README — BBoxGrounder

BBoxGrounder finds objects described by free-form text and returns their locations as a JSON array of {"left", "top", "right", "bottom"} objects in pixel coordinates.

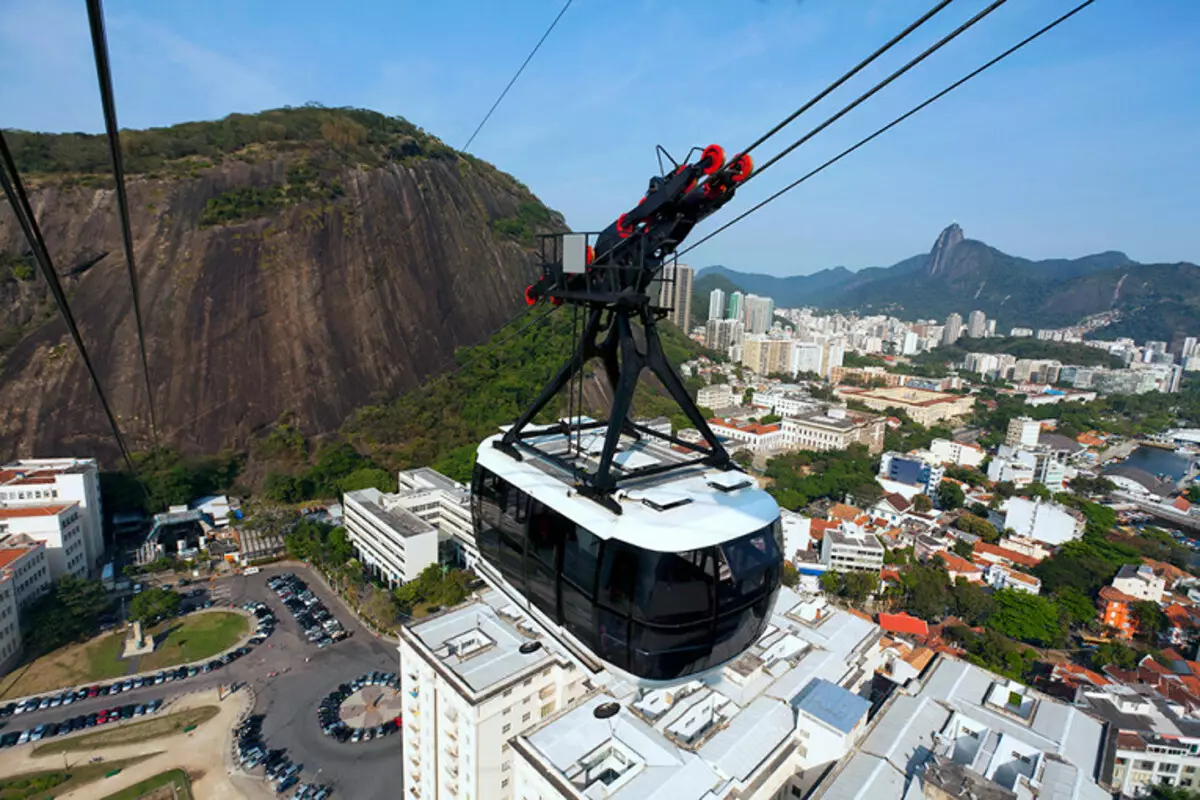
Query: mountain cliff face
[
  {"left": 0, "top": 108, "right": 562, "bottom": 460},
  {"left": 700, "top": 225, "right": 1194, "bottom": 336}
]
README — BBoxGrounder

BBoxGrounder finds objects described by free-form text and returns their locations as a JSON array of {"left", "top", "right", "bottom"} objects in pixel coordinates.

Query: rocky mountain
[
  {"left": 0, "top": 108, "right": 562, "bottom": 460},
  {"left": 700, "top": 224, "right": 1197, "bottom": 338}
]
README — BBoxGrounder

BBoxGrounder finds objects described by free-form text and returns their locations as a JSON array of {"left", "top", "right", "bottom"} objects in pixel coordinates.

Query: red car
[{"left": 86, "top": 686, "right": 100, "bottom": 698}]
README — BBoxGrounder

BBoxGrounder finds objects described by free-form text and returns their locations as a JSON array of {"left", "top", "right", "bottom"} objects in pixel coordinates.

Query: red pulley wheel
[
  {"left": 701, "top": 144, "right": 725, "bottom": 175},
  {"left": 586, "top": 245, "right": 595, "bottom": 265},
  {"left": 730, "top": 154, "right": 754, "bottom": 183},
  {"left": 524, "top": 285, "right": 537, "bottom": 306}
]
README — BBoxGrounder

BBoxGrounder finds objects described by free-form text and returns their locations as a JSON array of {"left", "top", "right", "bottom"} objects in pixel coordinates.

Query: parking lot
[{"left": 0, "top": 563, "right": 402, "bottom": 799}]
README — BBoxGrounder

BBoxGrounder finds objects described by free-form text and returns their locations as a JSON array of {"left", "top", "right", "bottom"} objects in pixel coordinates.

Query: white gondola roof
[{"left": 476, "top": 429, "right": 779, "bottom": 552}]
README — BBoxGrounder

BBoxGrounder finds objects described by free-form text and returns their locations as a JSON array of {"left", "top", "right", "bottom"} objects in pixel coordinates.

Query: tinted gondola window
[
  {"left": 472, "top": 466, "right": 504, "bottom": 559},
  {"left": 561, "top": 526, "right": 600, "bottom": 593},
  {"left": 597, "top": 541, "right": 638, "bottom": 615},
  {"left": 715, "top": 527, "right": 782, "bottom": 607},
  {"left": 632, "top": 549, "right": 714, "bottom": 626}
]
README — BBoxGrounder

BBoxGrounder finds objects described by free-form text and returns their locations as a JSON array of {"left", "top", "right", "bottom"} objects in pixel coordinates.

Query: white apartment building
[
  {"left": 928, "top": 437, "right": 985, "bottom": 468},
  {"left": 343, "top": 488, "right": 439, "bottom": 586},
  {"left": 983, "top": 563, "right": 1042, "bottom": 595},
  {"left": 696, "top": 383, "right": 733, "bottom": 410},
  {"left": 1005, "top": 416, "right": 1043, "bottom": 449},
  {"left": 0, "top": 534, "right": 51, "bottom": 673},
  {"left": 744, "top": 294, "right": 775, "bottom": 334},
  {"left": 1111, "top": 564, "right": 1167, "bottom": 603},
  {"left": 0, "top": 458, "right": 103, "bottom": 573},
  {"left": 398, "top": 588, "right": 591, "bottom": 800},
  {"left": 0, "top": 504, "right": 87, "bottom": 578},
  {"left": 821, "top": 528, "right": 884, "bottom": 572},
  {"left": 512, "top": 588, "right": 884, "bottom": 800},
  {"left": 792, "top": 341, "right": 823, "bottom": 376},
  {"left": 1078, "top": 682, "right": 1200, "bottom": 797},
  {"left": 708, "top": 288, "right": 725, "bottom": 320},
  {"left": 991, "top": 497, "right": 1084, "bottom": 546},
  {"left": 817, "top": 660, "right": 1110, "bottom": 800},
  {"left": 781, "top": 407, "right": 886, "bottom": 454},
  {"left": 755, "top": 388, "right": 818, "bottom": 418},
  {"left": 704, "top": 318, "right": 744, "bottom": 354}
]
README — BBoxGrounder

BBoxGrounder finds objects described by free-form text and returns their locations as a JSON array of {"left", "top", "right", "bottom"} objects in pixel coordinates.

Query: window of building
[
  {"left": 522, "top": 712, "right": 531, "bottom": 723},
  {"left": 502, "top": 779, "right": 509, "bottom": 789},
  {"left": 502, "top": 723, "right": 511, "bottom": 734}
]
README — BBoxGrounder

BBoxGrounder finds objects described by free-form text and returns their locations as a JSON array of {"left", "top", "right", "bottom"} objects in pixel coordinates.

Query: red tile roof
[
  {"left": 1174, "top": 496, "right": 1193, "bottom": 512},
  {"left": 810, "top": 519, "right": 837, "bottom": 541},
  {"left": 1100, "top": 585, "right": 1141, "bottom": 605},
  {"left": 973, "top": 542, "right": 1041, "bottom": 569},
  {"left": 877, "top": 612, "right": 930, "bottom": 637},
  {"left": 0, "top": 503, "right": 76, "bottom": 519},
  {"left": 828, "top": 503, "right": 863, "bottom": 523},
  {"left": 939, "top": 553, "right": 982, "bottom": 576},
  {"left": 0, "top": 545, "right": 37, "bottom": 569},
  {"left": 879, "top": 493, "right": 911, "bottom": 513}
]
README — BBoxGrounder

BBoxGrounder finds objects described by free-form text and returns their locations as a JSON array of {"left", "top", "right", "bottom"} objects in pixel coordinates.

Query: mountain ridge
[{"left": 698, "top": 225, "right": 1194, "bottom": 338}]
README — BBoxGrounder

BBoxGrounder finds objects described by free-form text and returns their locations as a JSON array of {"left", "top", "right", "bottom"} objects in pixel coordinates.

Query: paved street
[{"left": 3, "top": 563, "right": 402, "bottom": 798}]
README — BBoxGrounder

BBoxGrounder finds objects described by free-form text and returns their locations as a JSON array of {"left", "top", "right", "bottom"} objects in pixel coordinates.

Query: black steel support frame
[{"left": 495, "top": 292, "right": 732, "bottom": 499}]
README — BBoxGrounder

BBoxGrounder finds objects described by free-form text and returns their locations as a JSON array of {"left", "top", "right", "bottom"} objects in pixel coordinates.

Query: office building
[
  {"left": 658, "top": 263, "right": 694, "bottom": 330},
  {"left": 0, "top": 458, "right": 104, "bottom": 574},
  {"left": 395, "top": 468, "right": 474, "bottom": 564},
  {"left": 744, "top": 294, "right": 775, "bottom": 334},
  {"left": 0, "top": 535, "right": 52, "bottom": 673},
  {"left": 821, "top": 527, "right": 885, "bottom": 572},
  {"left": 782, "top": 408, "right": 887, "bottom": 454},
  {"left": 708, "top": 418, "right": 784, "bottom": 454},
  {"left": 512, "top": 588, "right": 885, "bottom": 800},
  {"left": 398, "top": 588, "right": 592, "bottom": 800},
  {"left": 967, "top": 310, "right": 987, "bottom": 339},
  {"left": 708, "top": 288, "right": 725, "bottom": 320},
  {"left": 343, "top": 487, "right": 439, "bottom": 586},
  {"left": 727, "top": 291, "right": 744, "bottom": 323},
  {"left": 942, "top": 313, "right": 963, "bottom": 346}
]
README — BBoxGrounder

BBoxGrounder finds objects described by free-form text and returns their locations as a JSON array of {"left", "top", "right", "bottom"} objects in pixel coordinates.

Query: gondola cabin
[{"left": 471, "top": 427, "right": 782, "bottom": 684}]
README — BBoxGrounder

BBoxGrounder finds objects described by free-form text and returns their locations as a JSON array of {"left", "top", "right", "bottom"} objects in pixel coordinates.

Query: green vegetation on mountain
[
  {"left": 342, "top": 310, "right": 712, "bottom": 483},
  {"left": 6, "top": 105, "right": 459, "bottom": 177}
]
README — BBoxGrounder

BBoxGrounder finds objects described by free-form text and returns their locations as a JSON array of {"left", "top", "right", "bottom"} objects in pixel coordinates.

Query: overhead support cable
[
  {"left": 86, "top": 0, "right": 159, "bottom": 445},
  {"left": 0, "top": 131, "right": 139, "bottom": 476},
  {"left": 740, "top": 0, "right": 1009, "bottom": 188},
  {"left": 733, "top": 0, "right": 957, "bottom": 161},
  {"left": 462, "top": 0, "right": 574, "bottom": 152},
  {"left": 678, "top": 0, "right": 1098, "bottom": 258}
]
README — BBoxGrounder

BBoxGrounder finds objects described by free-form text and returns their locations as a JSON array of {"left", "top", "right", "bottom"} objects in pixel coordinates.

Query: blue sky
[{"left": 1, "top": 0, "right": 1196, "bottom": 275}]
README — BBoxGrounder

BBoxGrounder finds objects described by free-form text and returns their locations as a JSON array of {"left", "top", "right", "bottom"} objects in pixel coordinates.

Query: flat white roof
[
  {"left": 476, "top": 431, "right": 779, "bottom": 552},
  {"left": 516, "top": 587, "right": 883, "bottom": 798}
]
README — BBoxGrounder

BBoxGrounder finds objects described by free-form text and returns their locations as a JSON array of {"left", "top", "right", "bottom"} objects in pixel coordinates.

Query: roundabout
[{"left": 318, "top": 672, "right": 402, "bottom": 743}]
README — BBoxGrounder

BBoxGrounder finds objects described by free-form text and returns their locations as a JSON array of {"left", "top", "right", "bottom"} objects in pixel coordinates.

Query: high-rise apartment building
[
  {"left": 744, "top": 294, "right": 775, "bottom": 334},
  {"left": 704, "top": 318, "right": 743, "bottom": 353},
  {"left": 727, "top": 291, "right": 744, "bottom": 323},
  {"left": 658, "top": 263, "right": 693, "bottom": 330},
  {"left": 942, "top": 313, "right": 963, "bottom": 346},
  {"left": 707, "top": 288, "right": 725, "bottom": 320},
  {"left": 398, "top": 588, "right": 591, "bottom": 800},
  {"left": 967, "top": 309, "right": 987, "bottom": 338},
  {"left": 741, "top": 336, "right": 792, "bottom": 376}
]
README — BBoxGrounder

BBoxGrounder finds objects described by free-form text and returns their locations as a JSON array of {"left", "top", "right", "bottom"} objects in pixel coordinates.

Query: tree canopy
[{"left": 129, "top": 587, "right": 182, "bottom": 625}]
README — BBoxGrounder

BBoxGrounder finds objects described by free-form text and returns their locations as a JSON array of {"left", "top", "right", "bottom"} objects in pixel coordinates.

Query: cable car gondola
[{"left": 469, "top": 143, "right": 782, "bottom": 684}]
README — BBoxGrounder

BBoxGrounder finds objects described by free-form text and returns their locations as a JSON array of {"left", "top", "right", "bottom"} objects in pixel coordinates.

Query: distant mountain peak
[{"left": 928, "top": 223, "right": 964, "bottom": 277}]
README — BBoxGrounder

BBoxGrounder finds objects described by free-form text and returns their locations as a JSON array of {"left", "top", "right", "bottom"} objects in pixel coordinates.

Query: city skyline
[{"left": 0, "top": 0, "right": 1195, "bottom": 273}]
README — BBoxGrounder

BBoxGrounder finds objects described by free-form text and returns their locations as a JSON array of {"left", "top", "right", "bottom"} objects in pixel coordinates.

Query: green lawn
[
  {"left": 0, "top": 611, "right": 248, "bottom": 700},
  {"left": 32, "top": 707, "right": 220, "bottom": 755},
  {"left": 139, "top": 612, "right": 248, "bottom": 671},
  {"left": 100, "top": 769, "right": 193, "bottom": 800},
  {"left": 0, "top": 754, "right": 156, "bottom": 800}
]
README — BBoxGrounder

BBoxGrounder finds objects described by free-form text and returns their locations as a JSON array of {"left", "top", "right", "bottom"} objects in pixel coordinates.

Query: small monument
[{"left": 122, "top": 620, "right": 155, "bottom": 658}]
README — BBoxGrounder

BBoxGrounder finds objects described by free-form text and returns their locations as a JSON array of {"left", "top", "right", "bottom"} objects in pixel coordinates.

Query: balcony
[
  {"left": 446, "top": 728, "right": 458, "bottom": 742},
  {"left": 445, "top": 745, "right": 459, "bottom": 759},
  {"left": 446, "top": 764, "right": 459, "bottom": 779},
  {"left": 539, "top": 686, "right": 555, "bottom": 700}
]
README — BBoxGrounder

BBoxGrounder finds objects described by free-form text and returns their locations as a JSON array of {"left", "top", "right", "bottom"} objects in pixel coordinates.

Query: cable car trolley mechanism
[{"left": 471, "top": 143, "right": 784, "bottom": 684}]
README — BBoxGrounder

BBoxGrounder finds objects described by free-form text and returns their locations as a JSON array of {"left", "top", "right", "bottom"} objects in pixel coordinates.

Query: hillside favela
[{"left": 0, "top": 2, "right": 1197, "bottom": 799}]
